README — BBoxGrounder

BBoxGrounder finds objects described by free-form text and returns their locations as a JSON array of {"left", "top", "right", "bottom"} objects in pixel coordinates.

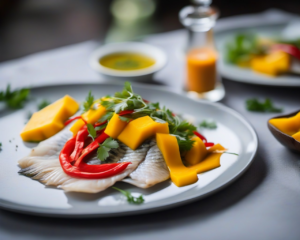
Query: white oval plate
[
  {"left": 0, "top": 83, "right": 257, "bottom": 218},
  {"left": 215, "top": 23, "right": 300, "bottom": 86}
]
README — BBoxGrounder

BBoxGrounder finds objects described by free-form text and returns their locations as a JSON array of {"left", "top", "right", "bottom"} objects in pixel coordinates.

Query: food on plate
[
  {"left": 20, "top": 95, "right": 79, "bottom": 141},
  {"left": 225, "top": 33, "right": 300, "bottom": 76},
  {"left": 18, "top": 82, "right": 234, "bottom": 197},
  {"left": 269, "top": 112, "right": 300, "bottom": 141},
  {"left": 99, "top": 52, "right": 155, "bottom": 71}
]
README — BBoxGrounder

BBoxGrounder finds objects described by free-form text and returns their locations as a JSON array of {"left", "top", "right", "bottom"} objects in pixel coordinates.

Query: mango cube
[
  {"left": 185, "top": 137, "right": 208, "bottom": 166},
  {"left": 70, "top": 105, "right": 106, "bottom": 135},
  {"left": 156, "top": 133, "right": 198, "bottom": 187},
  {"left": 269, "top": 112, "right": 300, "bottom": 137},
  {"left": 251, "top": 51, "right": 290, "bottom": 76},
  {"left": 118, "top": 116, "right": 155, "bottom": 150},
  {"left": 20, "top": 95, "right": 79, "bottom": 141},
  {"left": 105, "top": 113, "right": 128, "bottom": 139}
]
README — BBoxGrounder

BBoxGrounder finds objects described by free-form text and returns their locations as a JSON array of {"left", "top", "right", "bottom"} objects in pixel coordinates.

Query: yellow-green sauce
[{"left": 99, "top": 53, "right": 155, "bottom": 71}]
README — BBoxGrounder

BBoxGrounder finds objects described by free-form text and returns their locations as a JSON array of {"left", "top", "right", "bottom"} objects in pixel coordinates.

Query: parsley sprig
[
  {"left": 100, "top": 82, "right": 147, "bottom": 114},
  {"left": 83, "top": 91, "right": 95, "bottom": 112},
  {"left": 112, "top": 187, "right": 144, "bottom": 204},
  {"left": 97, "top": 138, "right": 119, "bottom": 161},
  {"left": 199, "top": 120, "right": 217, "bottom": 129},
  {"left": 246, "top": 98, "right": 282, "bottom": 113},
  {"left": 0, "top": 85, "right": 30, "bottom": 109},
  {"left": 100, "top": 82, "right": 196, "bottom": 152},
  {"left": 87, "top": 123, "right": 97, "bottom": 141}
]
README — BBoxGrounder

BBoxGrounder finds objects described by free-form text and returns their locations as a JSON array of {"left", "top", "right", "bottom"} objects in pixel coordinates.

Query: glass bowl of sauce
[{"left": 90, "top": 42, "right": 167, "bottom": 81}]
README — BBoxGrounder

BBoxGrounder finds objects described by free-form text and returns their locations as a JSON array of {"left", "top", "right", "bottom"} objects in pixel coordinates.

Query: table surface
[{"left": 1, "top": 10, "right": 300, "bottom": 240}]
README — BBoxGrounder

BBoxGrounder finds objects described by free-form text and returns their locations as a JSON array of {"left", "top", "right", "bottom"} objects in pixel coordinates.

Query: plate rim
[{"left": 0, "top": 82, "right": 258, "bottom": 218}]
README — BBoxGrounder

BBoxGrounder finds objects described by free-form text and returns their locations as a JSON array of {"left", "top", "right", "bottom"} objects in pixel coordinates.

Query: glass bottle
[{"left": 180, "top": 0, "right": 223, "bottom": 100}]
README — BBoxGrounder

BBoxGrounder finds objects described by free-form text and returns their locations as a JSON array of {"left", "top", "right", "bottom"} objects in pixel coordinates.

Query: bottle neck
[{"left": 187, "top": 28, "right": 215, "bottom": 52}]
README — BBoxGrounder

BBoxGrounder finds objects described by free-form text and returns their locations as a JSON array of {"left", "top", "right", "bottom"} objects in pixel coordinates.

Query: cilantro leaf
[
  {"left": 87, "top": 123, "right": 97, "bottom": 141},
  {"left": 199, "top": 120, "right": 217, "bottom": 129},
  {"left": 119, "top": 116, "right": 130, "bottom": 122},
  {"left": 99, "top": 111, "right": 114, "bottom": 122},
  {"left": 97, "top": 145, "right": 110, "bottom": 161},
  {"left": 95, "top": 123, "right": 107, "bottom": 131},
  {"left": 102, "top": 138, "right": 119, "bottom": 149},
  {"left": 97, "top": 137, "right": 119, "bottom": 161},
  {"left": 83, "top": 91, "right": 94, "bottom": 112},
  {"left": 246, "top": 98, "right": 282, "bottom": 113},
  {"left": 0, "top": 85, "right": 30, "bottom": 109},
  {"left": 38, "top": 100, "right": 50, "bottom": 110},
  {"left": 176, "top": 138, "right": 195, "bottom": 152},
  {"left": 112, "top": 187, "right": 144, "bottom": 204}
]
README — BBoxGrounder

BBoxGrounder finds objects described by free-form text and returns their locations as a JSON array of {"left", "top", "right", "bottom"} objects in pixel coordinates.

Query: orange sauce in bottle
[{"left": 186, "top": 48, "right": 217, "bottom": 93}]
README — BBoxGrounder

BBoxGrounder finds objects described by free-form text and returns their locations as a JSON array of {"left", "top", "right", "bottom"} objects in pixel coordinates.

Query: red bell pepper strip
[
  {"left": 70, "top": 121, "right": 108, "bottom": 161},
  {"left": 59, "top": 138, "right": 131, "bottom": 179},
  {"left": 193, "top": 131, "right": 207, "bottom": 143},
  {"left": 272, "top": 44, "right": 300, "bottom": 61},
  {"left": 64, "top": 116, "right": 87, "bottom": 126},
  {"left": 205, "top": 142, "right": 215, "bottom": 147},
  {"left": 74, "top": 132, "right": 110, "bottom": 167},
  {"left": 119, "top": 110, "right": 134, "bottom": 116},
  {"left": 78, "top": 162, "right": 122, "bottom": 173},
  {"left": 143, "top": 99, "right": 149, "bottom": 103},
  {"left": 70, "top": 125, "right": 89, "bottom": 161}
]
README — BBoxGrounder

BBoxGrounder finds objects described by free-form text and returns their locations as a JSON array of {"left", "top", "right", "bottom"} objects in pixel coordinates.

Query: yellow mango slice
[
  {"left": 156, "top": 133, "right": 198, "bottom": 187},
  {"left": 269, "top": 112, "right": 300, "bottom": 137},
  {"left": 70, "top": 105, "right": 106, "bottom": 135},
  {"left": 152, "top": 121, "right": 169, "bottom": 134},
  {"left": 251, "top": 51, "right": 290, "bottom": 76},
  {"left": 189, "top": 144, "right": 226, "bottom": 173},
  {"left": 105, "top": 113, "right": 128, "bottom": 139},
  {"left": 21, "top": 95, "right": 79, "bottom": 141},
  {"left": 118, "top": 117, "right": 169, "bottom": 150},
  {"left": 292, "top": 131, "right": 300, "bottom": 142},
  {"left": 185, "top": 137, "right": 208, "bottom": 166},
  {"left": 117, "top": 116, "right": 154, "bottom": 150}
]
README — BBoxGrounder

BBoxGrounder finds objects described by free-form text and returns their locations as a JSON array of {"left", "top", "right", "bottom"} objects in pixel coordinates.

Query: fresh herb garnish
[
  {"left": 0, "top": 142, "right": 2, "bottom": 151},
  {"left": 246, "top": 98, "right": 282, "bottom": 113},
  {"left": 87, "top": 123, "right": 97, "bottom": 141},
  {"left": 100, "top": 82, "right": 147, "bottom": 114},
  {"left": 112, "top": 186, "right": 144, "bottom": 204},
  {"left": 100, "top": 82, "right": 196, "bottom": 152},
  {"left": 97, "top": 138, "right": 119, "bottom": 161},
  {"left": 0, "top": 85, "right": 30, "bottom": 109},
  {"left": 83, "top": 91, "right": 95, "bottom": 112},
  {"left": 225, "top": 33, "right": 265, "bottom": 65},
  {"left": 199, "top": 120, "right": 217, "bottom": 129},
  {"left": 38, "top": 100, "right": 50, "bottom": 110}
]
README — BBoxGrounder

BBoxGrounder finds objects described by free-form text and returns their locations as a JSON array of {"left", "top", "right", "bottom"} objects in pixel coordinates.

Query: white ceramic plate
[
  {"left": 0, "top": 83, "right": 257, "bottom": 218},
  {"left": 215, "top": 23, "right": 300, "bottom": 86}
]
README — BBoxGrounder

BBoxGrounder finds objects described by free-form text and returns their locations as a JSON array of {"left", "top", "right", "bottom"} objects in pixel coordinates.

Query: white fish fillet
[
  {"left": 123, "top": 140, "right": 170, "bottom": 188},
  {"left": 18, "top": 128, "right": 152, "bottom": 193}
]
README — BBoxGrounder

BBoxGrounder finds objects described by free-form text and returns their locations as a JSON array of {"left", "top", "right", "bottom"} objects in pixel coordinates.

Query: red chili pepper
[
  {"left": 70, "top": 121, "right": 108, "bottom": 161},
  {"left": 74, "top": 132, "right": 110, "bottom": 167},
  {"left": 119, "top": 110, "right": 134, "bottom": 116},
  {"left": 64, "top": 116, "right": 87, "bottom": 126},
  {"left": 143, "top": 99, "right": 149, "bottom": 103},
  {"left": 272, "top": 44, "right": 300, "bottom": 60},
  {"left": 70, "top": 125, "right": 89, "bottom": 161},
  {"left": 205, "top": 142, "right": 215, "bottom": 147},
  {"left": 78, "top": 162, "right": 122, "bottom": 173},
  {"left": 193, "top": 131, "right": 207, "bottom": 142},
  {"left": 59, "top": 138, "right": 131, "bottom": 179}
]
